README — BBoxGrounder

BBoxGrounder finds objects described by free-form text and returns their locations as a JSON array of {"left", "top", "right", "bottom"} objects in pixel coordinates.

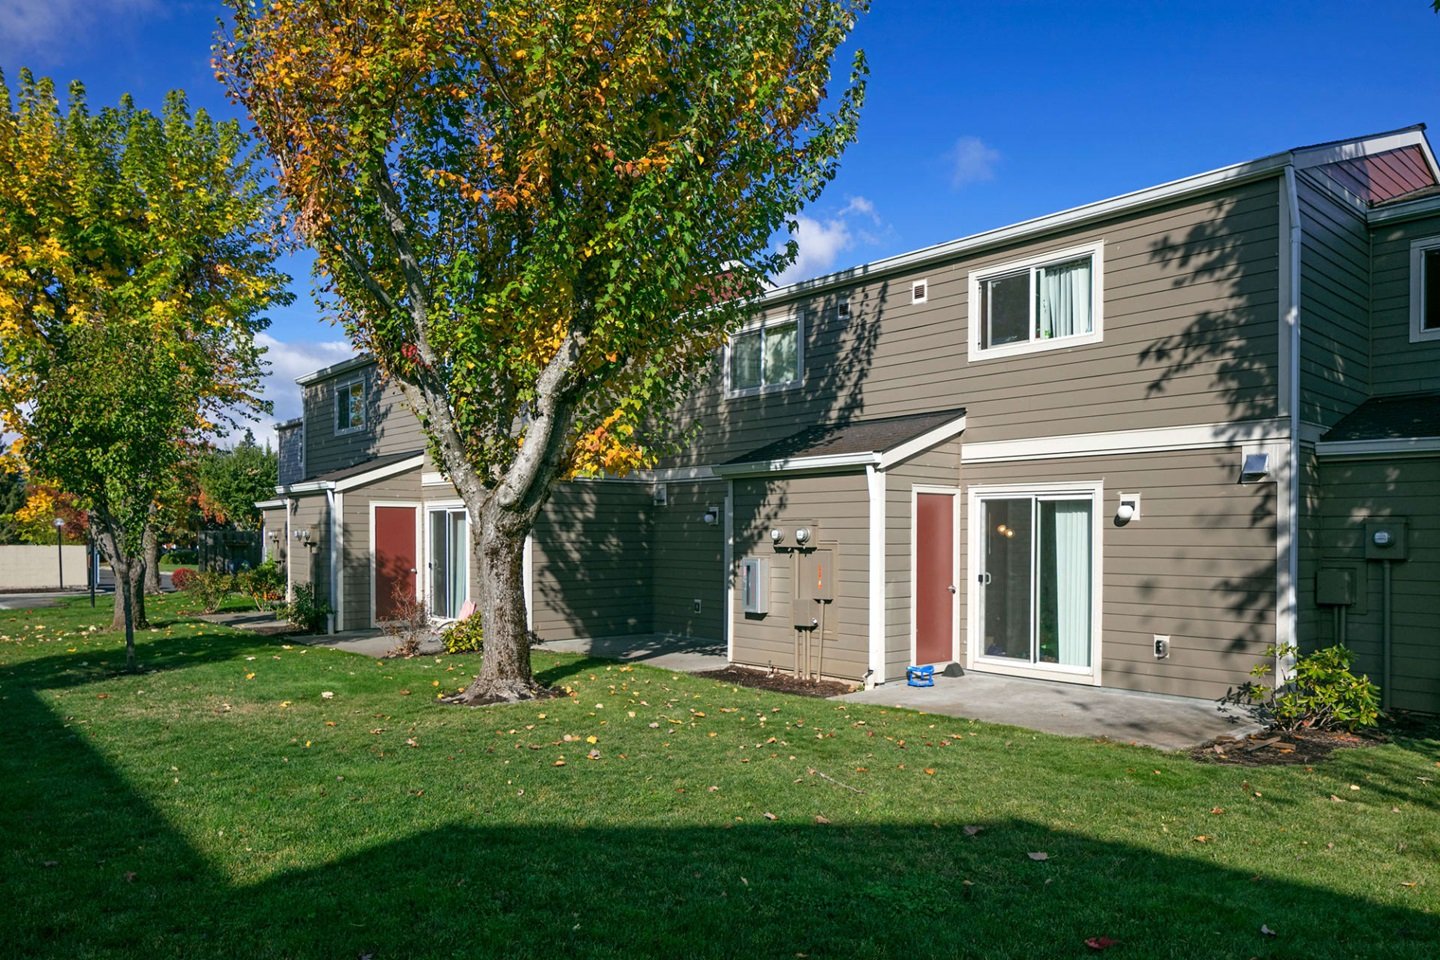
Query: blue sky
[{"left": 4, "top": 0, "right": 1439, "bottom": 443}]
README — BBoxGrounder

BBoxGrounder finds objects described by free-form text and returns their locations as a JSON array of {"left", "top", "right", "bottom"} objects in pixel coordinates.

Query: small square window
[
  {"left": 911, "top": 280, "right": 928, "bottom": 304},
  {"left": 336, "top": 379, "right": 366, "bottom": 433},
  {"left": 836, "top": 299, "right": 851, "bottom": 321}
]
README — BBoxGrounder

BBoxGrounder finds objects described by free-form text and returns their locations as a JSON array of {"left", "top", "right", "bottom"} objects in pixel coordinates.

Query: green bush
[
  {"left": 235, "top": 560, "right": 285, "bottom": 611},
  {"left": 280, "top": 582, "right": 331, "bottom": 634},
  {"left": 1226, "top": 644, "right": 1381, "bottom": 732},
  {"left": 182, "top": 570, "right": 234, "bottom": 614},
  {"left": 441, "top": 614, "right": 483, "bottom": 654}
]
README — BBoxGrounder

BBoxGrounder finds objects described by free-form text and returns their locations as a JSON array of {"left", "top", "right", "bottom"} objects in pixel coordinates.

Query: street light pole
[{"left": 53, "top": 517, "right": 65, "bottom": 591}]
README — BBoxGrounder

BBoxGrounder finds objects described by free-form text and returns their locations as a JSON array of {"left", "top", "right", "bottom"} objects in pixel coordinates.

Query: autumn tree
[
  {"left": 0, "top": 72, "right": 288, "bottom": 666},
  {"left": 221, "top": 0, "right": 868, "bottom": 701},
  {"left": 4, "top": 484, "right": 89, "bottom": 545},
  {"left": 196, "top": 431, "right": 279, "bottom": 531}
]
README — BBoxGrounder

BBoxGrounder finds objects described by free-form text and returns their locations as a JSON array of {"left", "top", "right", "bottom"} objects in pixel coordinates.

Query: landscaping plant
[
  {"left": 181, "top": 570, "right": 234, "bottom": 615},
  {"left": 235, "top": 560, "right": 285, "bottom": 611},
  {"left": 440, "top": 613, "right": 483, "bottom": 655},
  {"left": 1226, "top": 644, "right": 1382, "bottom": 732},
  {"left": 280, "top": 582, "right": 331, "bottom": 634}
]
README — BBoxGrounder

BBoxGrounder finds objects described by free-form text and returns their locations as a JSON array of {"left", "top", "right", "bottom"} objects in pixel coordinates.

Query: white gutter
[
  {"left": 295, "top": 354, "right": 374, "bottom": 386},
  {"left": 1315, "top": 437, "right": 1440, "bottom": 458},
  {"left": 712, "top": 451, "right": 881, "bottom": 477}
]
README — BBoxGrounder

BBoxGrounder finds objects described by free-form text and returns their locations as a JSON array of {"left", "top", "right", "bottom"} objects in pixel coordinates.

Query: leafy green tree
[
  {"left": 0, "top": 445, "right": 26, "bottom": 543},
  {"left": 0, "top": 72, "right": 289, "bottom": 666},
  {"left": 220, "top": 0, "right": 868, "bottom": 701},
  {"left": 196, "top": 431, "right": 279, "bottom": 532}
]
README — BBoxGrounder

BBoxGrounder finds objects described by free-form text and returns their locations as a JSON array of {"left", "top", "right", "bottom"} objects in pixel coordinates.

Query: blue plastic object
[{"left": 906, "top": 665, "right": 935, "bottom": 687}]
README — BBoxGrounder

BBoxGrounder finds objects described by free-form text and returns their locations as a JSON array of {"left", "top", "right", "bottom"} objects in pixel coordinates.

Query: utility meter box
[
  {"left": 740, "top": 558, "right": 768, "bottom": 615},
  {"left": 1364, "top": 519, "right": 1409, "bottom": 561},
  {"left": 767, "top": 520, "right": 821, "bottom": 551},
  {"left": 1315, "top": 567, "right": 1355, "bottom": 606}
]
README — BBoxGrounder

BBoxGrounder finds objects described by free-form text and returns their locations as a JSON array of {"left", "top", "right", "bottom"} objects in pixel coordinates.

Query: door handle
[
  {"left": 977, "top": 572, "right": 992, "bottom": 585},
  {"left": 948, "top": 584, "right": 957, "bottom": 594}
]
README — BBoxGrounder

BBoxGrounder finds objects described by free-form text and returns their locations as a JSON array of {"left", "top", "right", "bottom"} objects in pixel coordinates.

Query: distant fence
[
  {"left": 198, "top": 531, "right": 263, "bottom": 573},
  {"left": 0, "top": 545, "right": 89, "bottom": 591}
]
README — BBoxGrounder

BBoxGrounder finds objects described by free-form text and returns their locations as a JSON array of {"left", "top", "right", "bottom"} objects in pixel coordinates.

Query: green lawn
[{"left": 2, "top": 596, "right": 1436, "bottom": 959}]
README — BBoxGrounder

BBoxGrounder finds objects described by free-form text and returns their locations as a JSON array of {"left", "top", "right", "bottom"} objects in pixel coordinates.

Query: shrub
[
  {"left": 1224, "top": 644, "right": 1381, "bottom": 732},
  {"left": 380, "top": 596, "right": 433, "bottom": 658},
  {"left": 169, "top": 567, "right": 196, "bottom": 591},
  {"left": 182, "top": 570, "right": 234, "bottom": 614},
  {"left": 441, "top": 614, "right": 483, "bottom": 655},
  {"left": 235, "top": 560, "right": 285, "bottom": 611},
  {"left": 280, "top": 582, "right": 331, "bottom": 634}
]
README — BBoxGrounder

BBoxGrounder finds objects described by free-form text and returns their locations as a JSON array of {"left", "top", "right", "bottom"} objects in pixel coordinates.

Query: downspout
[
  {"left": 1279, "top": 166, "right": 1303, "bottom": 685},
  {"left": 865, "top": 465, "right": 887, "bottom": 688},
  {"left": 326, "top": 488, "right": 339, "bottom": 634}
]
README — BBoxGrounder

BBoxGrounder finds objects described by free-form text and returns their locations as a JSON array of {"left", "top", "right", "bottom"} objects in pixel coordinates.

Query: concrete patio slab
[
  {"left": 838, "top": 671, "right": 1263, "bottom": 752},
  {"left": 535, "top": 633, "right": 729, "bottom": 674}
]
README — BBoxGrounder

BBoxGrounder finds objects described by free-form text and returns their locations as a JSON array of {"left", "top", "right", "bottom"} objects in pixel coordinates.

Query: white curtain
[
  {"left": 1037, "top": 258, "right": 1092, "bottom": 339},
  {"left": 1053, "top": 501, "right": 1091, "bottom": 667}
]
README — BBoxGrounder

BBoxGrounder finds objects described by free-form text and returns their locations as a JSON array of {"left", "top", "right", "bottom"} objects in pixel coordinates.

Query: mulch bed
[
  {"left": 1191, "top": 728, "right": 1386, "bottom": 766},
  {"left": 696, "top": 665, "right": 856, "bottom": 699}
]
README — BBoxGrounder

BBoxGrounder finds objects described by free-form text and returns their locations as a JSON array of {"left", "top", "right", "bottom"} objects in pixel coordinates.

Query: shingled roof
[
  {"left": 1323, "top": 394, "right": 1440, "bottom": 443},
  {"left": 718, "top": 408, "right": 967, "bottom": 474}
]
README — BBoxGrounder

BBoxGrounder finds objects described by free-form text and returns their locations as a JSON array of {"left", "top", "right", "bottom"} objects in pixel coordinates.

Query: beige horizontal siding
[
  {"left": 1370, "top": 211, "right": 1440, "bottom": 394},
  {"left": 962, "top": 448, "right": 1277, "bottom": 700},
  {"left": 530, "top": 481, "right": 652, "bottom": 642},
  {"left": 883, "top": 442, "right": 962, "bottom": 683},
  {"left": 1307, "top": 455, "right": 1440, "bottom": 713},
  {"left": 732, "top": 473, "right": 870, "bottom": 681},
  {"left": 660, "top": 177, "right": 1282, "bottom": 468},
  {"left": 651, "top": 480, "right": 726, "bottom": 640},
  {"left": 303, "top": 364, "right": 425, "bottom": 479},
  {"left": 1298, "top": 176, "right": 1371, "bottom": 431},
  {"left": 341, "top": 469, "right": 423, "bottom": 630}
]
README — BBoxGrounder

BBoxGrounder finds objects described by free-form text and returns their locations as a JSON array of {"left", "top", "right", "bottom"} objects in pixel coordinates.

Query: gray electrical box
[
  {"left": 1315, "top": 567, "right": 1355, "bottom": 606},
  {"left": 1364, "top": 519, "right": 1409, "bottom": 561},
  {"left": 740, "top": 558, "right": 768, "bottom": 615}
]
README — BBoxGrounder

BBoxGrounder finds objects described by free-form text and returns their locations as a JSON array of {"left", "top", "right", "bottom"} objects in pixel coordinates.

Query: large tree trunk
[
  {"left": 455, "top": 503, "right": 539, "bottom": 704},
  {"left": 143, "top": 524, "right": 163, "bottom": 595},
  {"left": 109, "top": 552, "right": 148, "bottom": 632}
]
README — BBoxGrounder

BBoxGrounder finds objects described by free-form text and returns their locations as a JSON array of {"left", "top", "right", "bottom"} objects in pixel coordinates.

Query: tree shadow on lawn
[{"left": 4, "top": 632, "right": 1438, "bottom": 959}]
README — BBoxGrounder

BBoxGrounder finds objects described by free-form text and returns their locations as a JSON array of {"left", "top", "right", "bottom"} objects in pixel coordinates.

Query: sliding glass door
[
  {"left": 977, "top": 490, "right": 1095, "bottom": 672},
  {"left": 428, "top": 507, "right": 469, "bottom": 619}
]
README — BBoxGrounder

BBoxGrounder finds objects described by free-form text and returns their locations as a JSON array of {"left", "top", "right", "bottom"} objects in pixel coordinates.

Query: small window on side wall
[
  {"left": 336, "top": 379, "right": 366, "bottom": 434},
  {"left": 728, "top": 316, "right": 801, "bottom": 395},
  {"left": 1411, "top": 237, "right": 1440, "bottom": 343}
]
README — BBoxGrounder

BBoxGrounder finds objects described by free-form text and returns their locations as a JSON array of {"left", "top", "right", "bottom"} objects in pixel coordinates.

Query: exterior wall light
[
  {"left": 702, "top": 506, "right": 719, "bottom": 525},
  {"left": 1116, "top": 493, "right": 1141, "bottom": 524}
]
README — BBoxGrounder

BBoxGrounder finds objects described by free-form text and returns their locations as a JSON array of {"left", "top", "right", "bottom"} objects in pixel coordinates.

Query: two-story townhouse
[{"left": 258, "top": 123, "right": 1440, "bottom": 714}]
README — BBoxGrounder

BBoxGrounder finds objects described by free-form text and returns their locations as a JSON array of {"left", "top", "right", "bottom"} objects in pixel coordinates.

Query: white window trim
[
  {"left": 423, "top": 499, "right": 471, "bottom": 623},
  {"left": 1409, "top": 236, "right": 1440, "bottom": 343},
  {"left": 965, "top": 480, "right": 1104, "bottom": 686},
  {"left": 967, "top": 240, "right": 1105, "bottom": 362},
  {"left": 335, "top": 377, "right": 367, "bottom": 435},
  {"left": 724, "top": 310, "right": 805, "bottom": 398}
]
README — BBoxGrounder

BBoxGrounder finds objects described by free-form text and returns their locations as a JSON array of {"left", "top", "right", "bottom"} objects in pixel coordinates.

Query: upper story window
[
  {"left": 335, "top": 378, "right": 366, "bottom": 434},
  {"left": 728, "top": 313, "right": 803, "bottom": 396},
  {"left": 1410, "top": 237, "right": 1440, "bottom": 343},
  {"left": 968, "top": 241, "right": 1104, "bottom": 361}
]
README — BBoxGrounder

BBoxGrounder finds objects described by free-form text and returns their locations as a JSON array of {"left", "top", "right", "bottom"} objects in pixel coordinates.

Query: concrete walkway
[
  {"left": 840, "top": 671, "right": 1262, "bottom": 751},
  {"left": 534, "top": 633, "right": 730, "bottom": 674}
]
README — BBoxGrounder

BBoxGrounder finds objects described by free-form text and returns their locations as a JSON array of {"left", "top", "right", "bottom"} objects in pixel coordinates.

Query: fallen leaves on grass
[
  {"left": 1027, "top": 851, "right": 1049, "bottom": 862},
  {"left": 1084, "top": 937, "right": 1118, "bottom": 951},
  {"left": 1260, "top": 924, "right": 1278, "bottom": 938},
  {"left": 763, "top": 812, "right": 778, "bottom": 821},
  {"left": 963, "top": 825, "right": 983, "bottom": 836}
]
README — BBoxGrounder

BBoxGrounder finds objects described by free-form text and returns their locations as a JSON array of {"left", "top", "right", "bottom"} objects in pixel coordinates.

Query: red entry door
[
  {"left": 375, "top": 506, "right": 417, "bottom": 621},
  {"left": 915, "top": 493, "right": 956, "bottom": 665}
]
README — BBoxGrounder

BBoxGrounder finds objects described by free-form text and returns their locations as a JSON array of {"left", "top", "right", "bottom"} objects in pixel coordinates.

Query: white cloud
[
  {"left": 774, "top": 195, "right": 883, "bottom": 286},
  {"left": 949, "top": 136, "right": 1001, "bottom": 188},
  {"left": 240, "top": 333, "right": 356, "bottom": 450},
  {"left": 0, "top": 0, "right": 157, "bottom": 61}
]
